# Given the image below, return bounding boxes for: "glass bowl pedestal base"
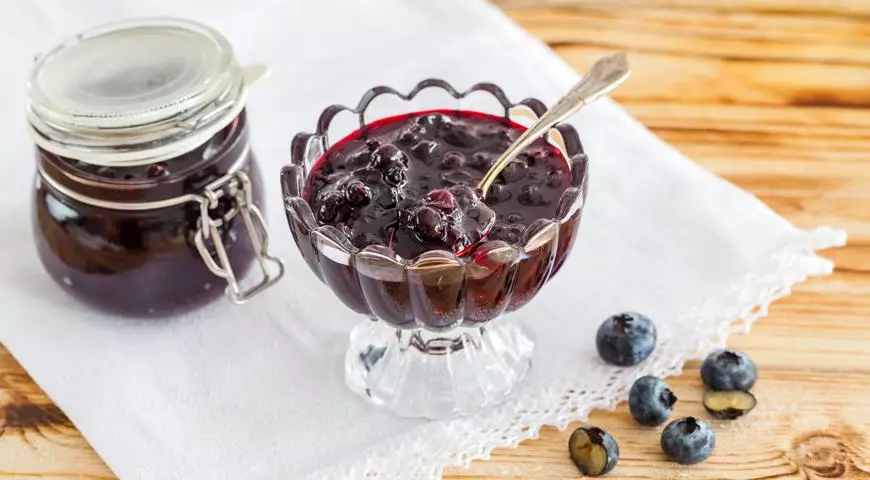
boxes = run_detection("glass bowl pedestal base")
[345,316,535,420]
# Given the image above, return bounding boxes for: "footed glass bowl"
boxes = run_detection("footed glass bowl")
[281,80,589,419]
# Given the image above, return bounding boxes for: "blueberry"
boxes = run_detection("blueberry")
[397,125,424,144]
[365,138,381,151]
[489,224,506,240]
[345,180,372,206]
[444,224,469,251]
[518,184,549,206]
[468,152,493,171]
[490,223,523,244]
[596,312,657,366]
[425,189,457,213]
[441,123,478,148]
[502,230,519,244]
[703,390,757,420]
[439,151,465,170]
[628,376,677,426]
[660,417,715,465]
[397,129,418,144]
[383,162,407,187]
[447,185,477,209]
[700,349,757,391]
[359,345,386,372]
[496,128,515,143]
[508,223,525,238]
[417,113,450,127]
[546,169,564,188]
[499,160,527,183]
[412,206,445,241]
[484,183,511,204]
[472,205,496,233]
[316,191,343,223]
[518,151,537,167]
[146,162,170,178]
[336,221,354,239]
[351,232,386,249]
[372,144,408,167]
[411,140,438,162]
[568,426,619,477]
[507,212,523,224]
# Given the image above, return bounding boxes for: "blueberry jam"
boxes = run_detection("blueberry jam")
[33,113,262,317]
[306,110,571,258]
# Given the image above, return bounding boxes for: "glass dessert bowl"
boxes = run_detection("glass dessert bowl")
[281,80,589,419]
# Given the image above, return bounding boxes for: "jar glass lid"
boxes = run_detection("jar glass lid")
[27,18,257,167]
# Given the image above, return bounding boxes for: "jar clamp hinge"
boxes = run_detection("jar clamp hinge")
[193,171,285,304]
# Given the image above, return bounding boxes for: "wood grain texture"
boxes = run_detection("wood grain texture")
[2,1,869,478]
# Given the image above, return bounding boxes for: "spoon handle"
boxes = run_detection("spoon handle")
[477,53,631,196]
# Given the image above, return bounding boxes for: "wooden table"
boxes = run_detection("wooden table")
[3,1,869,478]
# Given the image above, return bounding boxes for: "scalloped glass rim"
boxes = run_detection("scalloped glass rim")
[281,78,589,267]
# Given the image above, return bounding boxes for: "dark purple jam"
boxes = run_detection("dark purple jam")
[33,112,261,317]
[306,110,571,258]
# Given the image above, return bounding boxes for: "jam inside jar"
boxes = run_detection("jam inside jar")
[28,18,284,317]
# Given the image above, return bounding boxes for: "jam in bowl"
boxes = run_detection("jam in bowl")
[29,18,284,317]
[282,80,589,418]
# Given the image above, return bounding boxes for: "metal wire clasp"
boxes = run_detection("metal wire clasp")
[193,171,285,304]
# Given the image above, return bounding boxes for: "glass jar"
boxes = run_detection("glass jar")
[29,18,284,317]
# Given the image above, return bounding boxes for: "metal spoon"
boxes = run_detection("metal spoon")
[477,53,631,196]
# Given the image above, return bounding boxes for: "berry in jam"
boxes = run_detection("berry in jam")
[305,110,571,258]
[394,185,495,254]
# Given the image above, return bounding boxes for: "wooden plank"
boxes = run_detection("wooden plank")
[509,8,870,65]
[0,348,115,479]
[2,1,870,479]
[496,0,870,17]
[553,44,870,108]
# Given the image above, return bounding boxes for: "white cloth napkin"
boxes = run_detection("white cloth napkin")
[0,1,845,479]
